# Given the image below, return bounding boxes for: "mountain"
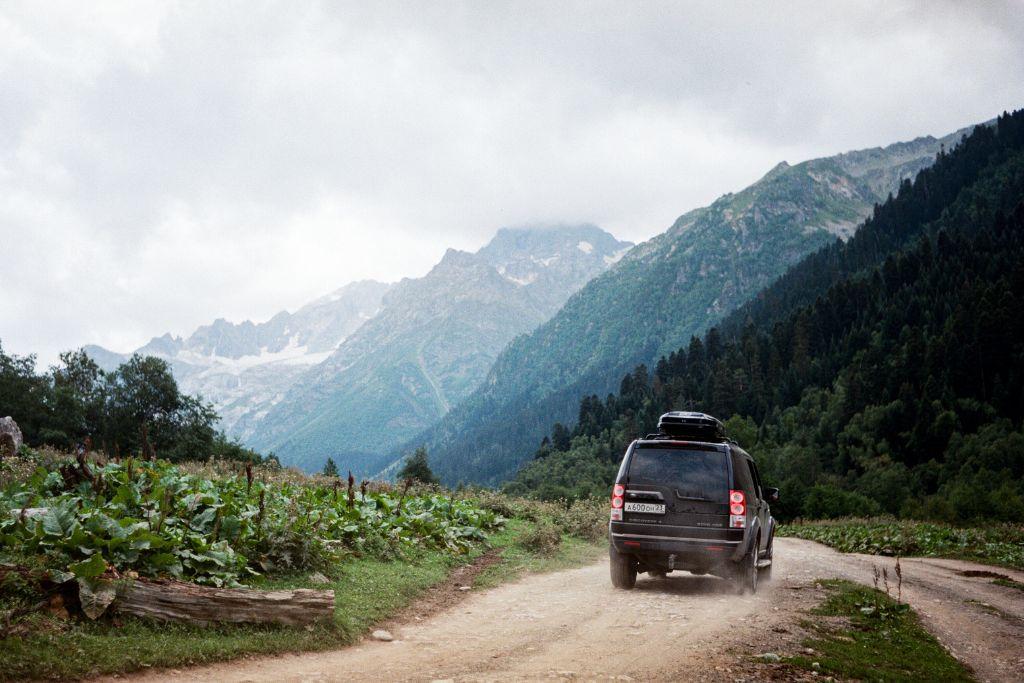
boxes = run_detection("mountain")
[246,225,632,474]
[507,110,1024,524]
[410,124,976,486]
[85,280,392,439]
[81,345,131,374]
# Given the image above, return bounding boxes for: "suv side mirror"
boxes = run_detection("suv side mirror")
[764,487,780,503]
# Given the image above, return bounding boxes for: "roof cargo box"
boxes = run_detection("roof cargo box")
[657,411,727,441]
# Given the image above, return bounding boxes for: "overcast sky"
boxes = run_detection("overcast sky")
[2,1,1023,367]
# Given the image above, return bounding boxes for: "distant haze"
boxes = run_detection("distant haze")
[2,1,1023,366]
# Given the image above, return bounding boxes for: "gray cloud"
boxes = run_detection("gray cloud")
[2,0,1023,366]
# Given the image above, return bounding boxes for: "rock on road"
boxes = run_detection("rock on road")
[113,538,1024,682]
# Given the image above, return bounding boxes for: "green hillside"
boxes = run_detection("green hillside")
[507,109,1024,523]
[413,128,970,485]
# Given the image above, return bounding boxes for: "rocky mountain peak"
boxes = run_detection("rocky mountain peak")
[434,248,483,271]
[476,224,633,300]
[247,222,630,472]
[85,279,392,439]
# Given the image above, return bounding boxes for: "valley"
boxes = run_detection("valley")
[401,124,978,486]
[4,7,1023,683]
[6,110,1024,683]
[84,123,978,482]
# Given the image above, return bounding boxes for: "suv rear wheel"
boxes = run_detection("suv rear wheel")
[736,539,759,595]
[609,547,637,589]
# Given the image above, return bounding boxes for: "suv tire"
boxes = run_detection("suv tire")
[736,539,759,595]
[609,547,637,589]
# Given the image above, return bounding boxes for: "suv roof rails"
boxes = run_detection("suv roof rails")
[640,432,735,444]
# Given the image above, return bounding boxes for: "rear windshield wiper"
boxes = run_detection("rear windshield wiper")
[674,491,717,502]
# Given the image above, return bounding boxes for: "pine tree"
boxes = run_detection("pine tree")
[322,457,339,477]
[398,447,439,485]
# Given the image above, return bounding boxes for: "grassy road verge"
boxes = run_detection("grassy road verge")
[0,519,604,681]
[474,519,605,588]
[781,579,973,682]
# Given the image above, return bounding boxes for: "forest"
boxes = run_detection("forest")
[507,109,1024,524]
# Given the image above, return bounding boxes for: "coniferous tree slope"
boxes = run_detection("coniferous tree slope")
[408,125,973,485]
[507,109,1024,523]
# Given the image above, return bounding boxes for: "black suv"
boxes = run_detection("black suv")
[608,411,778,593]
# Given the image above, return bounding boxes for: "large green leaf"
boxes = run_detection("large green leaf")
[85,512,126,540]
[69,553,107,579]
[148,552,183,577]
[77,578,117,619]
[41,504,77,537]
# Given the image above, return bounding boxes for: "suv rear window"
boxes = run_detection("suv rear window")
[627,447,729,500]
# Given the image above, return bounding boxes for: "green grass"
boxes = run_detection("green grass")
[0,521,604,681]
[783,579,974,682]
[779,518,1024,570]
[0,548,466,681]
[992,577,1024,592]
[473,518,605,589]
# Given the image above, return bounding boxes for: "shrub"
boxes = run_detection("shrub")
[519,520,562,555]
[552,499,607,542]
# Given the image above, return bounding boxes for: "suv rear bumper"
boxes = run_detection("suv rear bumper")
[609,521,746,563]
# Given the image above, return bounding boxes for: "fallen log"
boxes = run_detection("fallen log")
[112,578,335,626]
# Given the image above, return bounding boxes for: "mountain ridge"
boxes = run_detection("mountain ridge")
[85,279,393,440]
[245,224,633,473]
[403,124,977,486]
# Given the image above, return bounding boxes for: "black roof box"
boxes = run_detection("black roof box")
[657,411,727,441]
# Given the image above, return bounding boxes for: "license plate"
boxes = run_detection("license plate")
[624,501,665,515]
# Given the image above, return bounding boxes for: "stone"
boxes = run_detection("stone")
[371,629,394,642]
[308,572,330,584]
[0,416,23,457]
[757,653,781,663]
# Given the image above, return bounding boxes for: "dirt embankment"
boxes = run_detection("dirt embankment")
[108,538,1024,683]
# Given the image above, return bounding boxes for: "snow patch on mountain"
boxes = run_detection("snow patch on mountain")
[603,246,632,265]
[509,273,539,286]
[176,336,335,375]
[577,240,594,254]
[85,280,392,441]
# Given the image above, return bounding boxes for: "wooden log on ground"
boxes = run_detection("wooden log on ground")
[113,578,334,626]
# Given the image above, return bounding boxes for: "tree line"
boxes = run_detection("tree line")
[0,345,264,463]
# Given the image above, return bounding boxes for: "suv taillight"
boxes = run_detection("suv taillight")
[729,489,746,528]
[610,484,624,521]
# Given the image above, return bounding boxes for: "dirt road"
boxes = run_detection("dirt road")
[115,538,1024,682]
